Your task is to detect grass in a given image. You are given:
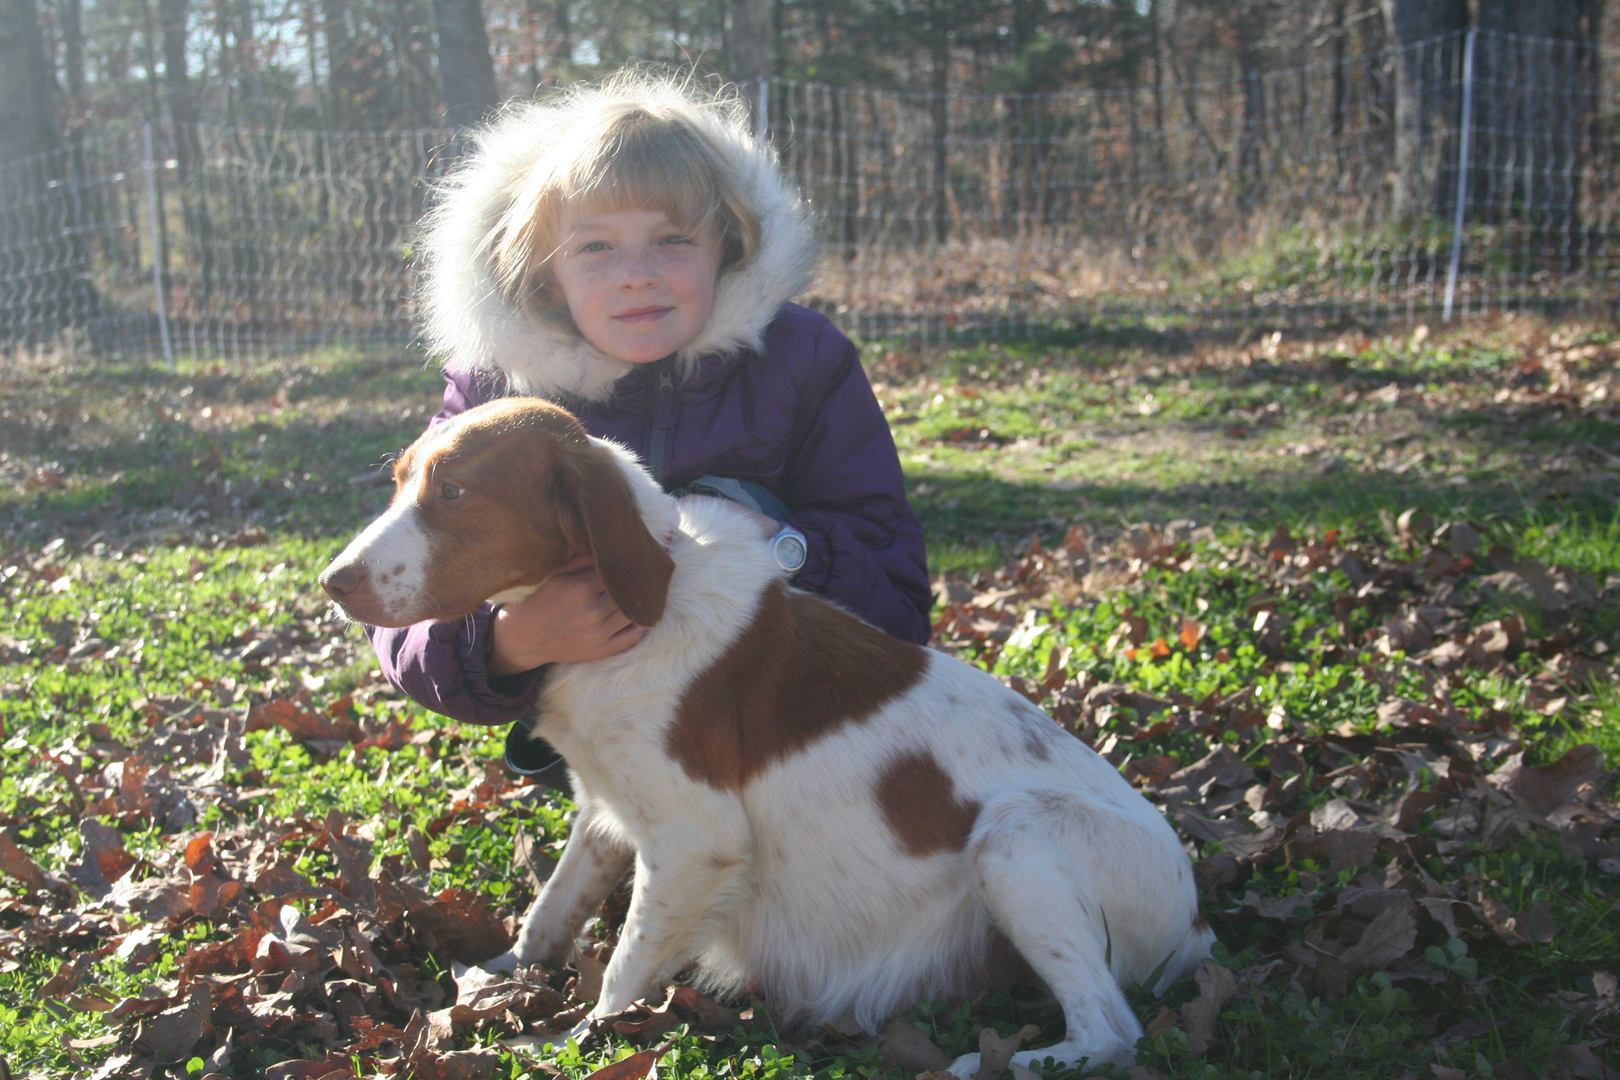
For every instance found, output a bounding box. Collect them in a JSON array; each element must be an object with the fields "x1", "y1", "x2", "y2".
[{"x1": 0, "y1": 315, "x2": 1617, "y2": 1079}]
